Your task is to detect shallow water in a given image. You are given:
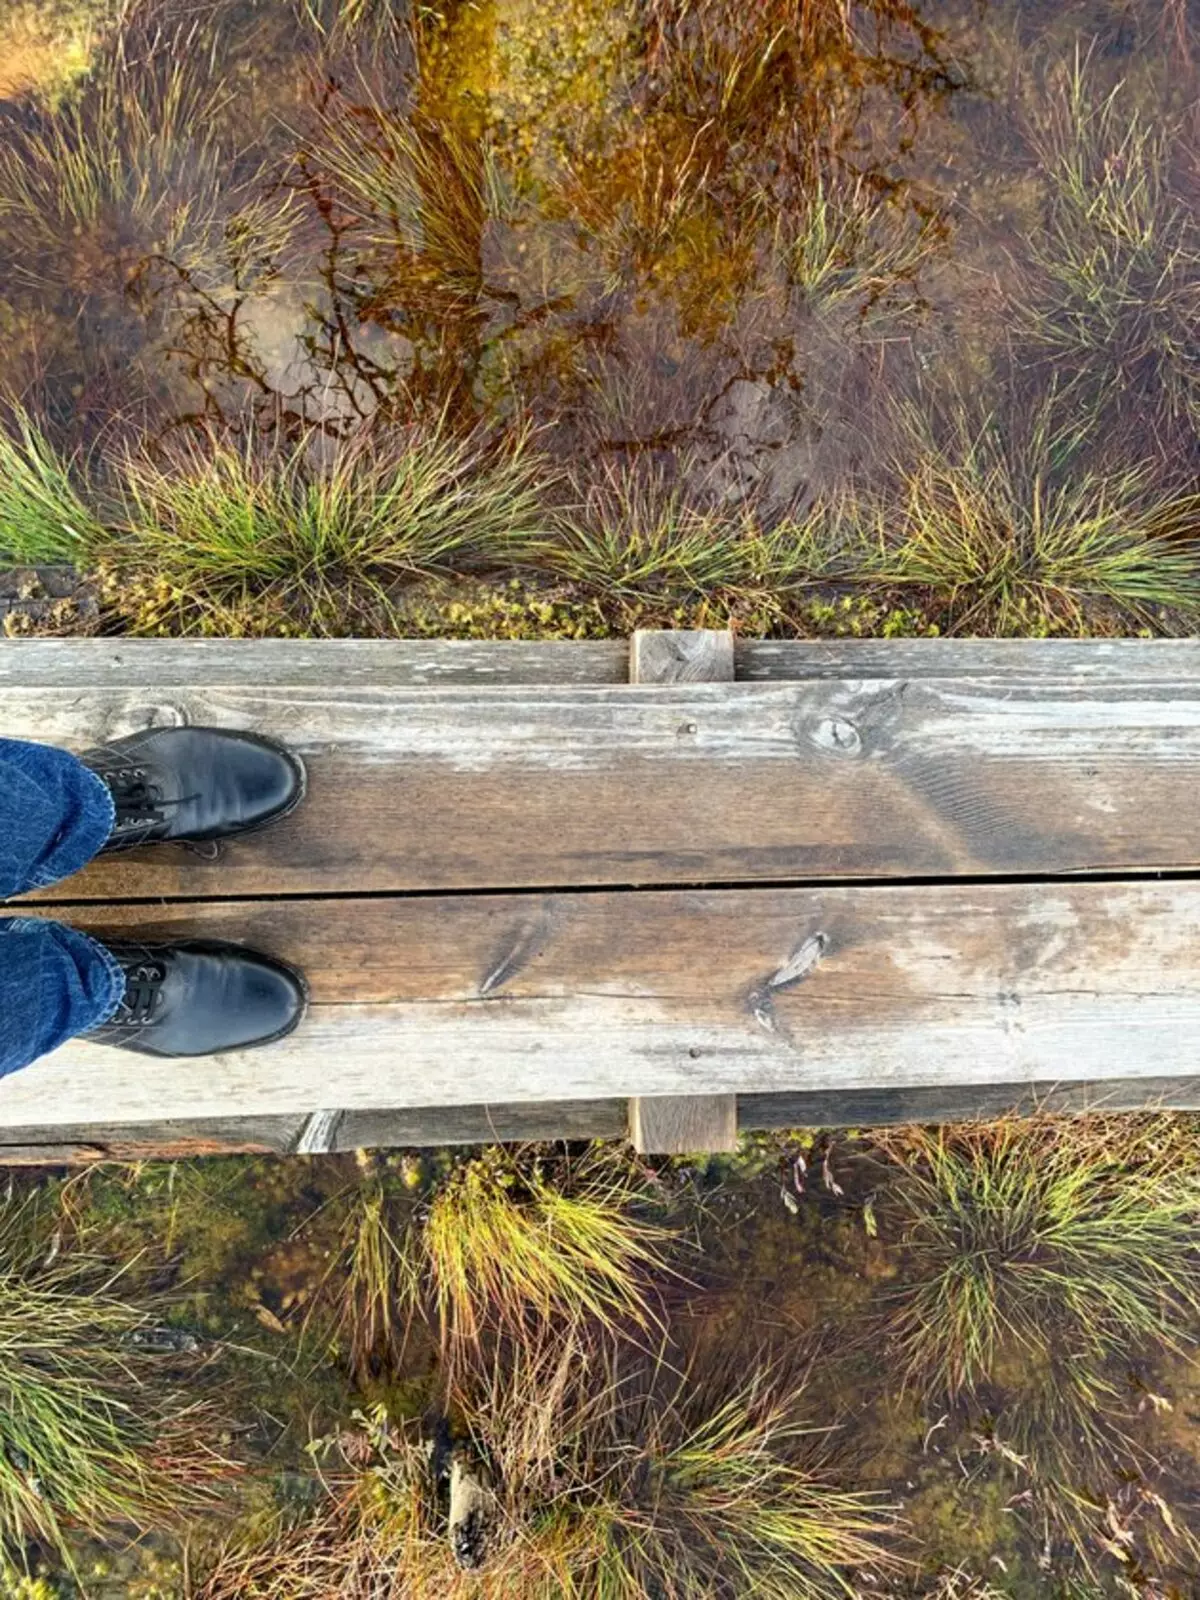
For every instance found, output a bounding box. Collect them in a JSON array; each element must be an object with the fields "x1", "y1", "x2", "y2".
[
  {"x1": 18, "y1": 1132, "x2": 1200, "y2": 1598},
  {"x1": 0, "y1": 0, "x2": 1195, "y2": 518}
]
